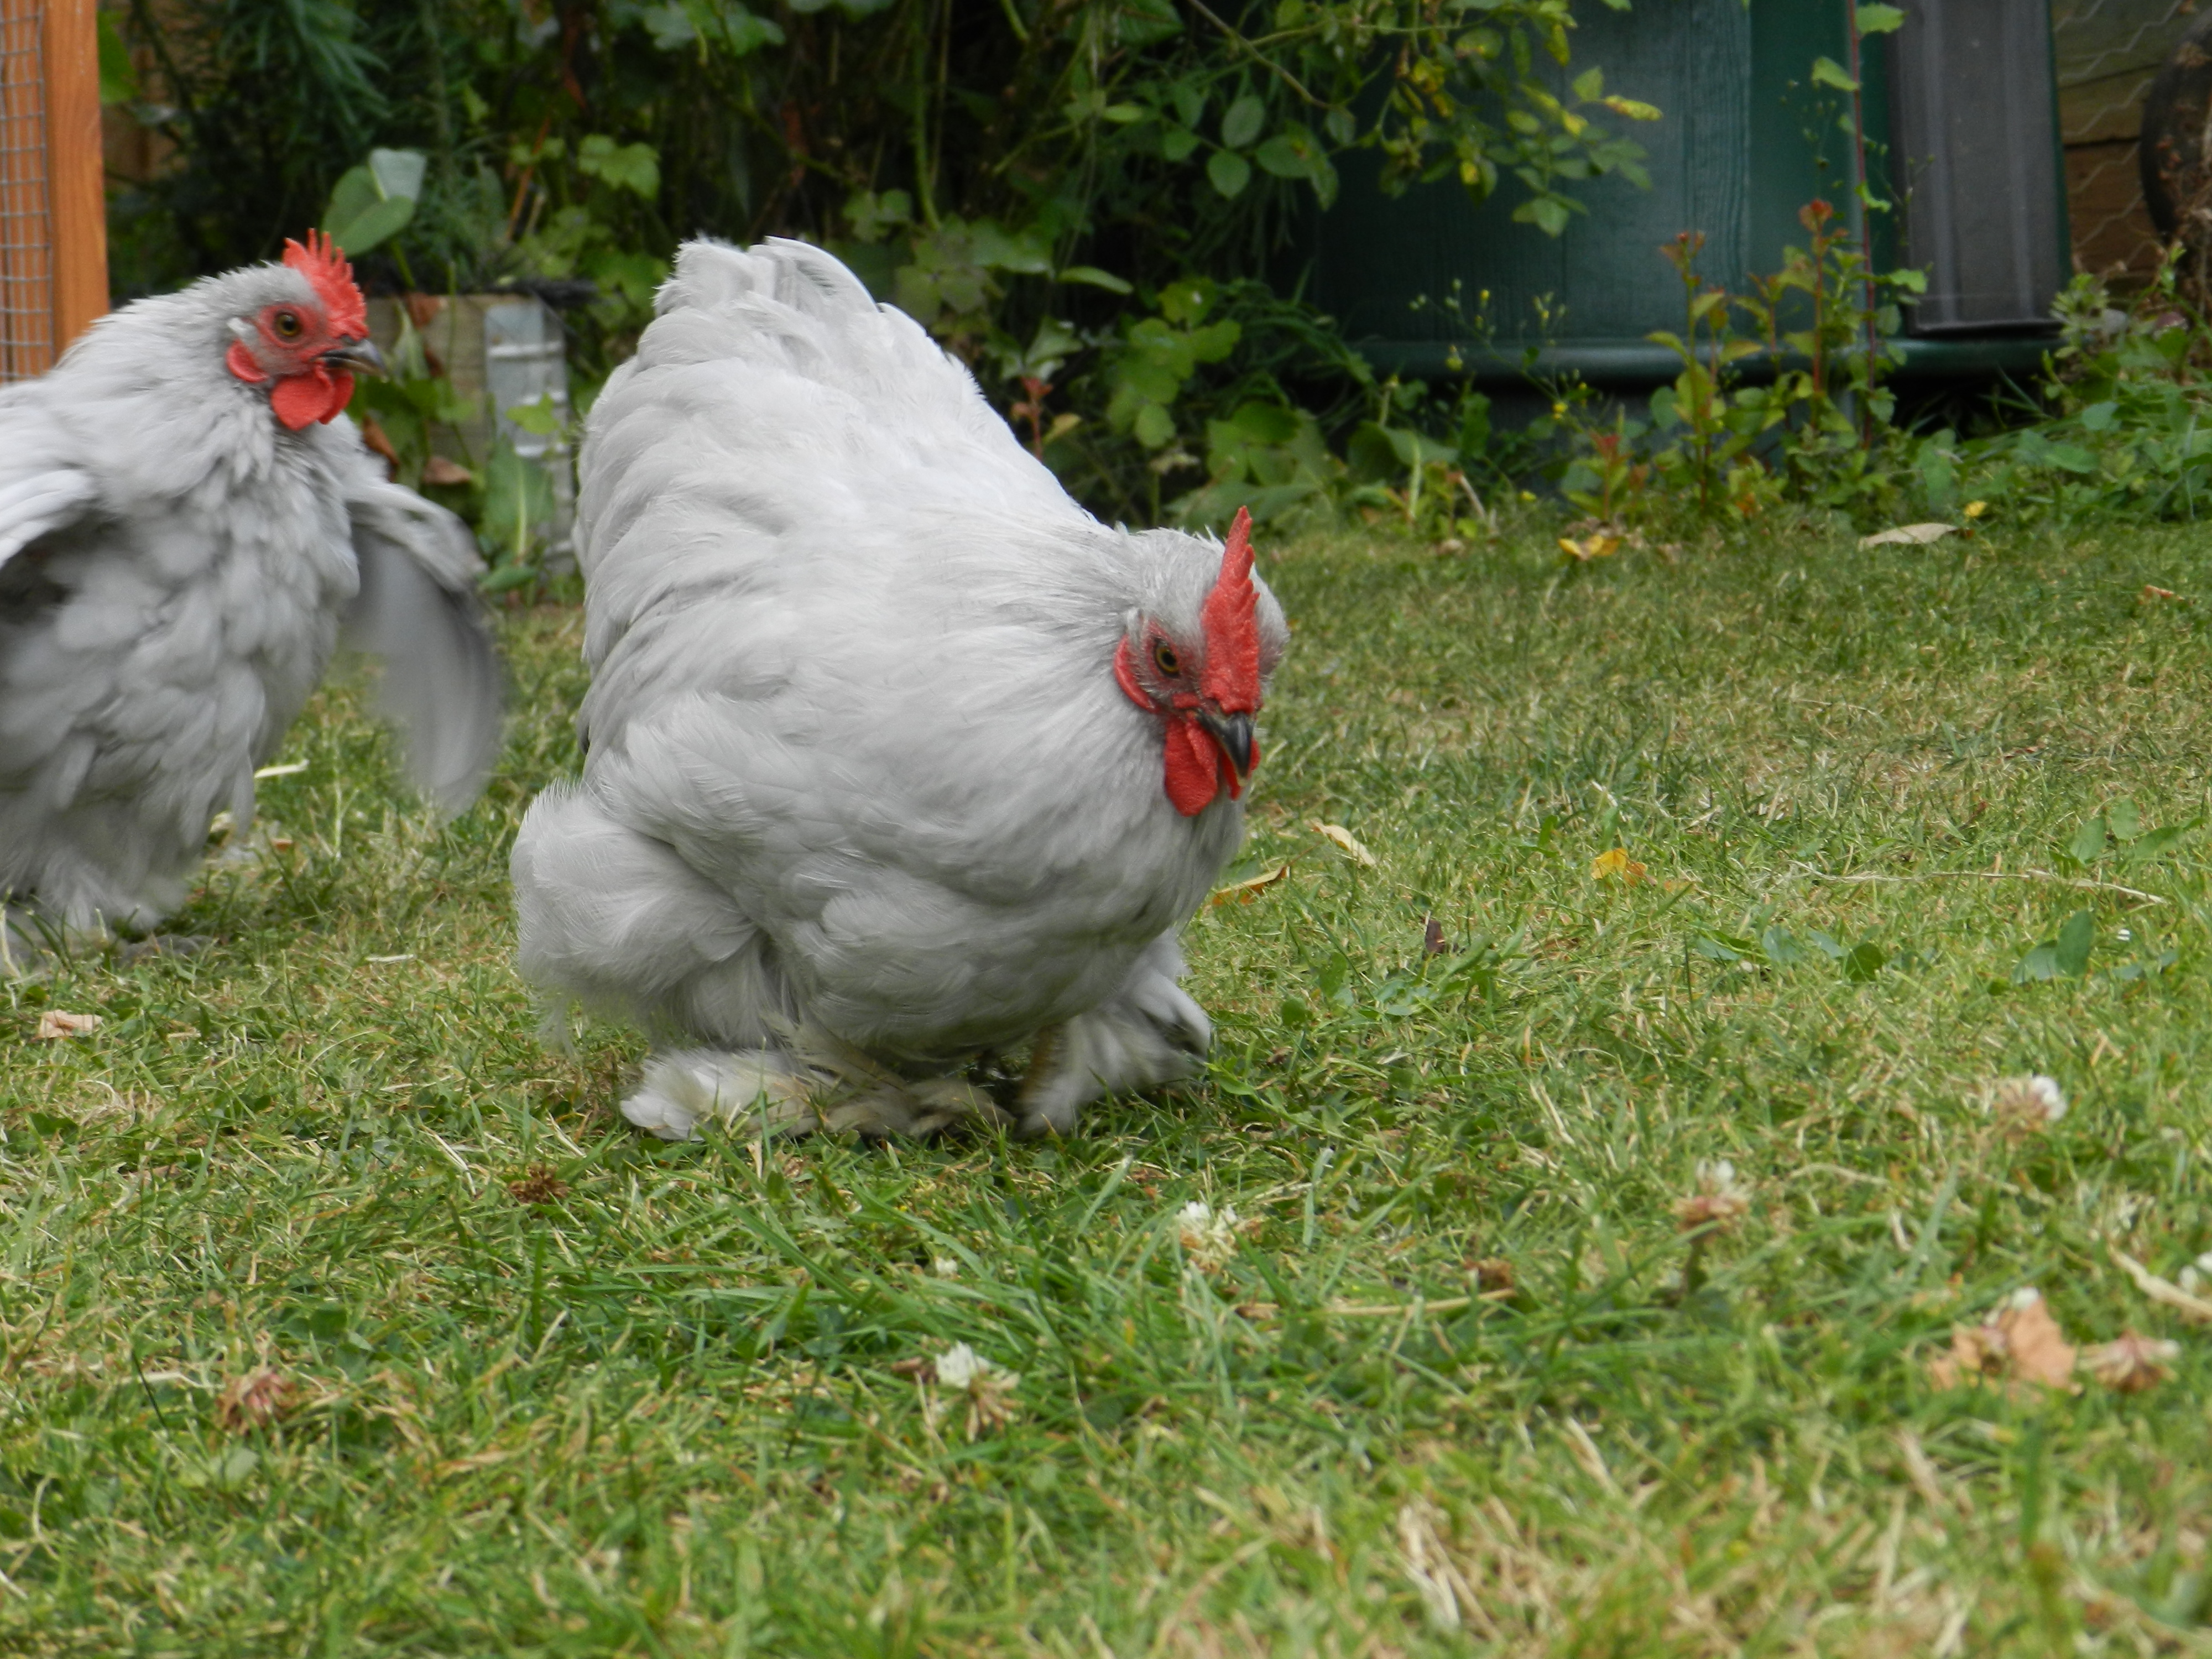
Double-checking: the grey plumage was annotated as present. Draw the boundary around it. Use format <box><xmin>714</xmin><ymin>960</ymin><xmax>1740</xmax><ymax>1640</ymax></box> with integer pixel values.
<box><xmin>512</xmin><ymin>238</ymin><xmax>1287</xmax><ymax>1139</ymax></box>
<box><xmin>0</xmin><ymin>254</ymin><xmax>502</xmax><ymax>939</ymax></box>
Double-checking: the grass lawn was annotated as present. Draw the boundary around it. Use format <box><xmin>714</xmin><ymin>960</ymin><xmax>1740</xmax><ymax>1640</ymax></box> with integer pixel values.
<box><xmin>8</xmin><ymin>519</ymin><xmax>2212</xmax><ymax>1655</ymax></box>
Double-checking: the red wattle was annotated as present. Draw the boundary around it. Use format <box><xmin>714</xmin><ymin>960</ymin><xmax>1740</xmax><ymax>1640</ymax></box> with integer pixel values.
<box><xmin>226</xmin><ymin>340</ymin><xmax>268</xmax><ymax>384</ymax></box>
<box><xmin>1164</xmin><ymin>718</ymin><xmax>1222</xmax><ymax>816</ymax></box>
<box><xmin>270</xmin><ymin>367</ymin><xmax>350</xmax><ymax>431</ymax></box>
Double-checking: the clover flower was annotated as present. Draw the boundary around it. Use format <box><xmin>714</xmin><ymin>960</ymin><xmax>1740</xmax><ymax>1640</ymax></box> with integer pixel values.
<box><xmin>1989</xmin><ymin>1074</ymin><xmax>2066</xmax><ymax>1139</ymax></box>
<box><xmin>1176</xmin><ymin>1201</ymin><xmax>1241</xmax><ymax>1270</ymax></box>
<box><xmin>931</xmin><ymin>1343</ymin><xmax>1020</xmax><ymax>1439</ymax></box>
<box><xmin>1672</xmin><ymin>1160</ymin><xmax>1752</xmax><ymax>1234</ymax></box>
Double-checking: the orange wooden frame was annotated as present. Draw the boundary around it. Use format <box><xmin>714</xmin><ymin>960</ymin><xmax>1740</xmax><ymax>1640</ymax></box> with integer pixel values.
<box><xmin>44</xmin><ymin>0</ymin><xmax>103</xmax><ymax>353</ymax></box>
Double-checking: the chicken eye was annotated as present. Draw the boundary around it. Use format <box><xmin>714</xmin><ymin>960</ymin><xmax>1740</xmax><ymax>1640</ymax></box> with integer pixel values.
<box><xmin>1152</xmin><ymin>640</ymin><xmax>1182</xmax><ymax>677</ymax></box>
<box><xmin>272</xmin><ymin>310</ymin><xmax>304</xmax><ymax>341</ymax></box>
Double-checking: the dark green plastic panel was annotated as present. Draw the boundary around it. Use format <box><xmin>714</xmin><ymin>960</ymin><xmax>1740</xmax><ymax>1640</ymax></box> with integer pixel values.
<box><xmin>1299</xmin><ymin>0</ymin><xmax>2057</xmax><ymax>385</ymax></box>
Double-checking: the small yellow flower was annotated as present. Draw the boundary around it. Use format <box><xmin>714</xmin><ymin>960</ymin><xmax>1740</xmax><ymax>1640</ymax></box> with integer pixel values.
<box><xmin>1519</xmin><ymin>490</ymin><xmax>1537</xmax><ymax>504</ymax></box>
<box><xmin>1963</xmin><ymin>500</ymin><xmax>1987</xmax><ymax>519</ymax></box>
<box><xmin>1551</xmin><ymin>401</ymin><xmax>1567</xmax><ymax>418</ymax></box>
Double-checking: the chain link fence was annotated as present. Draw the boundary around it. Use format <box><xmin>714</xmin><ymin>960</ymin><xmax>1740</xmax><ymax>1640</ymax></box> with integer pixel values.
<box><xmin>1</xmin><ymin>0</ymin><xmax>54</xmax><ymax>382</ymax></box>
<box><xmin>2055</xmin><ymin>0</ymin><xmax>2200</xmax><ymax>282</ymax></box>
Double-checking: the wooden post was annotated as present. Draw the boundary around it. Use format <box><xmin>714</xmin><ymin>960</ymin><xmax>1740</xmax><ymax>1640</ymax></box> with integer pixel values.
<box><xmin>43</xmin><ymin>0</ymin><xmax>103</xmax><ymax>352</ymax></box>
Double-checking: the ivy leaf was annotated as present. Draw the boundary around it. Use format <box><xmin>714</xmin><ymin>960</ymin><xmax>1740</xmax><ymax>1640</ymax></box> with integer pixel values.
<box><xmin>1221</xmin><ymin>96</ymin><xmax>1265</xmax><ymax>152</ymax></box>
<box><xmin>1207</xmin><ymin>149</ymin><xmax>1252</xmax><ymax>198</ymax></box>
<box><xmin>2069</xmin><ymin>814</ymin><xmax>2109</xmax><ymax>864</ymax></box>
<box><xmin>578</xmin><ymin>134</ymin><xmax>661</xmax><ymax>199</ymax></box>
<box><xmin>1809</xmin><ymin>56</ymin><xmax>1859</xmax><ymax>91</ymax></box>
<box><xmin>1855</xmin><ymin>4</ymin><xmax>1906</xmax><ymax>34</ymax></box>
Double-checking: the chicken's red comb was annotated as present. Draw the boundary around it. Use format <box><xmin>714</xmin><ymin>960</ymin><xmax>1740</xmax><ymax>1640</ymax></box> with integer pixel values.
<box><xmin>283</xmin><ymin>230</ymin><xmax>367</xmax><ymax>338</ymax></box>
<box><xmin>1199</xmin><ymin>506</ymin><xmax>1261</xmax><ymax>713</ymax></box>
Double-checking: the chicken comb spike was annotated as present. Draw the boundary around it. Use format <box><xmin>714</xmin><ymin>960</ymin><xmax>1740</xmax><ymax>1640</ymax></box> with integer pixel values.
<box><xmin>1199</xmin><ymin>506</ymin><xmax>1261</xmax><ymax>713</ymax></box>
<box><xmin>283</xmin><ymin>230</ymin><xmax>368</xmax><ymax>339</ymax></box>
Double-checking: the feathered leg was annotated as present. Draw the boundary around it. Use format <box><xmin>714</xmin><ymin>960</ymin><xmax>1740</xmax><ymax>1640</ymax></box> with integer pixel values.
<box><xmin>1016</xmin><ymin>932</ymin><xmax>1211</xmax><ymax>1136</ymax></box>
<box><xmin>623</xmin><ymin>1029</ymin><xmax>1011</xmax><ymax>1141</ymax></box>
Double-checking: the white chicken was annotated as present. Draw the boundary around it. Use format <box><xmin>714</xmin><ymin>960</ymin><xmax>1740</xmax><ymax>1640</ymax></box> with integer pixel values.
<box><xmin>0</xmin><ymin>233</ymin><xmax>501</xmax><ymax>954</ymax></box>
<box><xmin>513</xmin><ymin>238</ymin><xmax>1287</xmax><ymax>1139</ymax></box>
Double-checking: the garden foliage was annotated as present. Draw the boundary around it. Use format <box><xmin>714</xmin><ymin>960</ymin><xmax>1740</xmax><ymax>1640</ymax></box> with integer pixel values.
<box><xmin>108</xmin><ymin>0</ymin><xmax>1654</xmax><ymax>525</ymax></box>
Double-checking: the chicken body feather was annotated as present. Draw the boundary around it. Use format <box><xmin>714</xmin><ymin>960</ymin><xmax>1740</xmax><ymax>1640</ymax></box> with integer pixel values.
<box><xmin>0</xmin><ymin>257</ymin><xmax>502</xmax><ymax>938</ymax></box>
<box><xmin>513</xmin><ymin>238</ymin><xmax>1286</xmax><ymax>1137</ymax></box>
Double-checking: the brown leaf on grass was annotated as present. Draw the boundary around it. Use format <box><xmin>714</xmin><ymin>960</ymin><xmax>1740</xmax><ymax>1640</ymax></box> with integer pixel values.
<box><xmin>1472</xmin><ymin>1258</ymin><xmax>1514</xmax><ymax>1295</ymax></box>
<box><xmin>1590</xmin><ymin>847</ymin><xmax>1647</xmax><ymax>884</ymax></box>
<box><xmin>217</xmin><ymin>1368</ymin><xmax>296</xmax><ymax>1431</ymax></box>
<box><xmin>421</xmin><ymin>455</ymin><xmax>475</xmax><ymax>487</ymax></box>
<box><xmin>1557</xmin><ymin>532</ymin><xmax>1621</xmax><ymax>562</ymax></box>
<box><xmin>35</xmin><ymin>1010</ymin><xmax>101</xmax><ymax>1040</ymax></box>
<box><xmin>1209</xmin><ymin>864</ymin><xmax>1289</xmax><ymax>907</ymax></box>
<box><xmin>2142</xmin><ymin>585</ymin><xmax>2182</xmax><ymax>603</ymax></box>
<box><xmin>506</xmin><ymin>1164</ymin><xmax>568</xmax><ymax>1206</ymax></box>
<box><xmin>1310</xmin><ymin>823</ymin><xmax>1378</xmax><ymax>868</ymax></box>
<box><xmin>2081</xmin><ymin>1333</ymin><xmax>2179</xmax><ymax>1394</ymax></box>
<box><xmin>1857</xmin><ymin>522</ymin><xmax>1957</xmax><ymax>550</ymax></box>
<box><xmin>1422</xmin><ymin>916</ymin><xmax>1447</xmax><ymax>956</ymax></box>
<box><xmin>1928</xmin><ymin>1290</ymin><xmax>2079</xmax><ymax>1395</ymax></box>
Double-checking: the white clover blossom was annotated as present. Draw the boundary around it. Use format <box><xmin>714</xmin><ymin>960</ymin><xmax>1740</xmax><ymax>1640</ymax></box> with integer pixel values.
<box><xmin>930</xmin><ymin>1342</ymin><xmax>1020</xmax><ymax>1438</ymax></box>
<box><xmin>1672</xmin><ymin>1160</ymin><xmax>1752</xmax><ymax>1233</ymax></box>
<box><xmin>1176</xmin><ymin>1201</ymin><xmax>1241</xmax><ymax>1270</ymax></box>
<box><xmin>930</xmin><ymin>1256</ymin><xmax>961</xmax><ymax>1279</ymax></box>
<box><xmin>1989</xmin><ymin>1074</ymin><xmax>2067</xmax><ymax>1138</ymax></box>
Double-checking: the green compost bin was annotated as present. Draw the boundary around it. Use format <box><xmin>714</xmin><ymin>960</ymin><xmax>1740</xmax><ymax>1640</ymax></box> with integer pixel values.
<box><xmin>1302</xmin><ymin>0</ymin><xmax>2068</xmax><ymax>388</ymax></box>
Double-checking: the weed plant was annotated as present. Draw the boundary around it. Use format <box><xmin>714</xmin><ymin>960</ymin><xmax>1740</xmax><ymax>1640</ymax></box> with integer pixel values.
<box><xmin>7</xmin><ymin>523</ymin><xmax>2212</xmax><ymax>1650</ymax></box>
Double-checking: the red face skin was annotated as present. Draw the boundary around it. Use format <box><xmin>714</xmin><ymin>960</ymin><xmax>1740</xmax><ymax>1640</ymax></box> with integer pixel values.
<box><xmin>1116</xmin><ymin>506</ymin><xmax>1266</xmax><ymax>816</ymax></box>
<box><xmin>224</xmin><ymin>232</ymin><xmax>372</xmax><ymax>431</ymax></box>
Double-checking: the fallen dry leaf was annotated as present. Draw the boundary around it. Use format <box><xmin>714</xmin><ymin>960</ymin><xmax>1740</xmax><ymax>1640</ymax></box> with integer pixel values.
<box><xmin>35</xmin><ymin>1010</ymin><xmax>101</xmax><ymax>1040</ymax></box>
<box><xmin>1928</xmin><ymin>1290</ymin><xmax>2079</xmax><ymax>1395</ymax></box>
<box><xmin>421</xmin><ymin>455</ymin><xmax>474</xmax><ymax>487</ymax></box>
<box><xmin>1590</xmin><ymin>847</ymin><xmax>1647</xmax><ymax>884</ymax></box>
<box><xmin>1472</xmin><ymin>1258</ymin><xmax>1514</xmax><ymax>1294</ymax></box>
<box><xmin>217</xmin><ymin>1368</ymin><xmax>296</xmax><ymax>1431</ymax></box>
<box><xmin>1557</xmin><ymin>533</ymin><xmax>1621</xmax><ymax>562</ymax></box>
<box><xmin>2081</xmin><ymin>1333</ymin><xmax>2179</xmax><ymax>1394</ymax></box>
<box><xmin>2142</xmin><ymin>585</ymin><xmax>2182</xmax><ymax>603</ymax></box>
<box><xmin>1422</xmin><ymin>916</ymin><xmax>1447</xmax><ymax>956</ymax></box>
<box><xmin>1310</xmin><ymin>823</ymin><xmax>1378</xmax><ymax>868</ymax></box>
<box><xmin>506</xmin><ymin>1164</ymin><xmax>569</xmax><ymax>1206</ymax></box>
<box><xmin>1858</xmin><ymin>522</ymin><xmax>1958</xmax><ymax>550</ymax></box>
<box><xmin>1210</xmin><ymin>864</ymin><xmax>1290</xmax><ymax>907</ymax></box>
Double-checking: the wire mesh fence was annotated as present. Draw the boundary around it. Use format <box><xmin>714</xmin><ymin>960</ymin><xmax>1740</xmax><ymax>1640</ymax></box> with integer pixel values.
<box><xmin>0</xmin><ymin>0</ymin><xmax>54</xmax><ymax>382</ymax></box>
<box><xmin>2054</xmin><ymin>0</ymin><xmax>2199</xmax><ymax>283</ymax></box>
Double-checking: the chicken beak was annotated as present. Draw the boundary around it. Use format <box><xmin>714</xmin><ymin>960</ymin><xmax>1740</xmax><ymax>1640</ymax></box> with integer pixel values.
<box><xmin>1197</xmin><ymin>706</ymin><xmax>1255</xmax><ymax>778</ymax></box>
<box><xmin>322</xmin><ymin>336</ymin><xmax>387</xmax><ymax>375</ymax></box>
